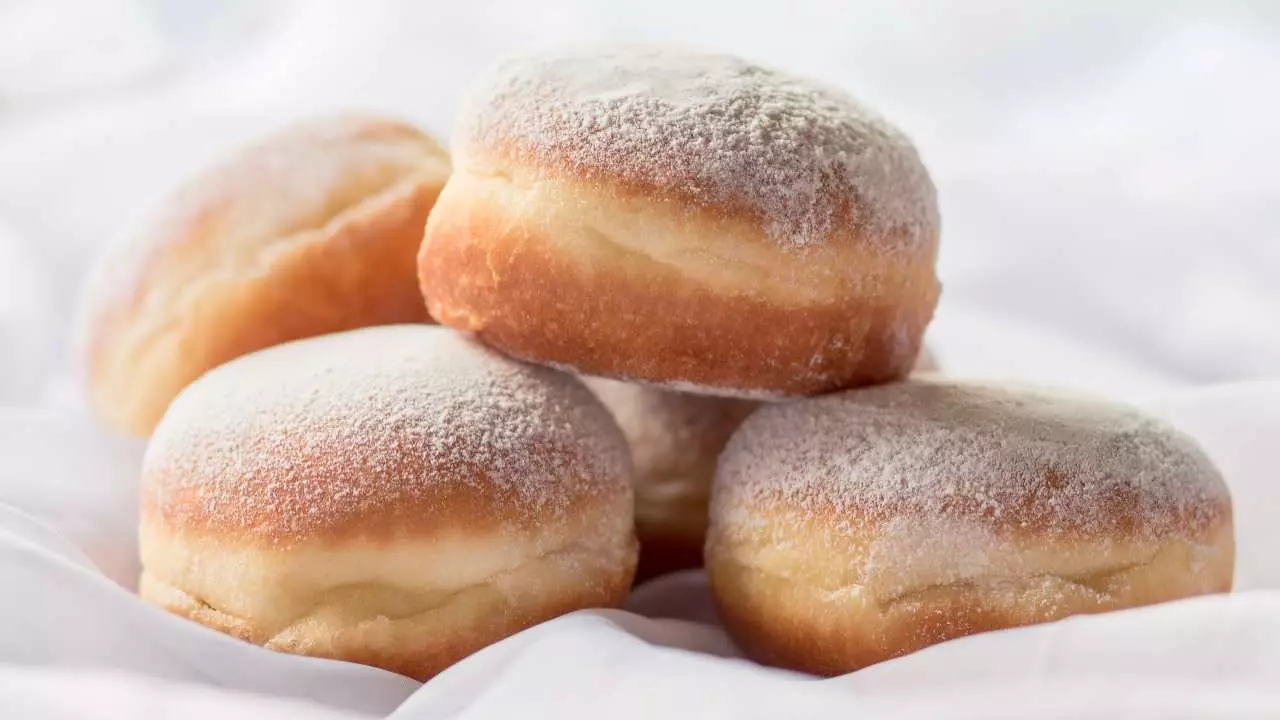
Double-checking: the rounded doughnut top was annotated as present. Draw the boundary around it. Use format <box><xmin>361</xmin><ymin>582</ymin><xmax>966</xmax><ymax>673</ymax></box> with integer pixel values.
<box><xmin>143</xmin><ymin>325</ymin><xmax>632</xmax><ymax>544</ymax></box>
<box><xmin>713</xmin><ymin>380</ymin><xmax>1231</xmax><ymax>541</ymax></box>
<box><xmin>84</xmin><ymin>115</ymin><xmax>448</xmax><ymax>321</ymax></box>
<box><xmin>78</xmin><ymin>114</ymin><xmax>452</xmax><ymax>436</ymax></box>
<box><xmin>458</xmin><ymin>45</ymin><xmax>938</xmax><ymax>251</ymax></box>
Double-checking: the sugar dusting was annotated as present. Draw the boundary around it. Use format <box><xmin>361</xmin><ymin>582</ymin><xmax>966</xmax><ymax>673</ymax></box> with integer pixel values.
<box><xmin>460</xmin><ymin>45</ymin><xmax>939</xmax><ymax>251</ymax></box>
<box><xmin>712</xmin><ymin>379</ymin><xmax>1231</xmax><ymax>544</ymax></box>
<box><xmin>585</xmin><ymin>376</ymin><xmax>760</xmax><ymax>481</ymax></box>
<box><xmin>143</xmin><ymin>326</ymin><xmax>631</xmax><ymax>542</ymax></box>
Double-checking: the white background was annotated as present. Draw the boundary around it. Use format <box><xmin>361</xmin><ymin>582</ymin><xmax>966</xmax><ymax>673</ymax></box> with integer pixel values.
<box><xmin>1</xmin><ymin>1</ymin><xmax>1278</xmax><ymax>717</ymax></box>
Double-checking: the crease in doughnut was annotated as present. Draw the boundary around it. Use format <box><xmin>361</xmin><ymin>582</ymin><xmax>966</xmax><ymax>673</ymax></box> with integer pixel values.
<box><xmin>165</xmin><ymin>542</ymin><xmax>600</xmax><ymax>635</ymax></box>
<box><xmin>266</xmin><ymin>541</ymin><xmax>606</xmax><ymax>632</ymax></box>
<box><xmin>798</xmin><ymin>551</ymin><xmax>1160</xmax><ymax>609</ymax></box>
<box><xmin>434</xmin><ymin>157</ymin><xmax>933</xmax><ymax>306</ymax></box>
<box><xmin>462</xmin><ymin>166</ymin><xmax>833</xmax><ymax>303</ymax></box>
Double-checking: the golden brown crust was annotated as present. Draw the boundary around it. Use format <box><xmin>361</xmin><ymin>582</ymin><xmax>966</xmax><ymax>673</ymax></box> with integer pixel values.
<box><xmin>139</xmin><ymin>526</ymin><xmax>636</xmax><ymax>680</ymax></box>
<box><xmin>421</xmin><ymin>167</ymin><xmax>939</xmax><ymax>396</ymax></box>
<box><xmin>707</xmin><ymin>518</ymin><xmax>1234</xmax><ymax>676</ymax></box>
<box><xmin>81</xmin><ymin>116</ymin><xmax>451</xmax><ymax>437</ymax></box>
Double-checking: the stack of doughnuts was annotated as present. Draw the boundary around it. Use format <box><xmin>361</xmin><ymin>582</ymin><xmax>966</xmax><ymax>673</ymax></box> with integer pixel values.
<box><xmin>78</xmin><ymin>44</ymin><xmax>1234</xmax><ymax>681</ymax></box>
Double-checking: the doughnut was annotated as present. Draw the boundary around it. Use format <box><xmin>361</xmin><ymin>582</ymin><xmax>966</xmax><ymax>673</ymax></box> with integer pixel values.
<box><xmin>707</xmin><ymin>379</ymin><xmax>1234</xmax><ymax>675</ymax></box>
<box><xmin>138</xmin><ymin>325</ymin><xmax>637</xmax><ymax>680</ymax></box>
<box><xmin>79</xmin><ymin>115</ymin><xmax>451</xmax><ymax>437</ymax></box>
<box><xmin>585</xmin><ymin>377</ymin><xmax>758</xmax><ymax>581</ymax></box>
<box><xmin>420</xmin><ymin>45</ymin><xmax>940</xmax><ymax>398</ymax></box>
<box><xmin>588</xmin><ymin>340</ymin><xmax>934</xmax><ymax>581</ymax></box>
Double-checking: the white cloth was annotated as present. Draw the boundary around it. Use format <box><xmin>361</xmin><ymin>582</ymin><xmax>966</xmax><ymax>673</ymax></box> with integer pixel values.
<box><xmin>1</xmin><ymin>1</ymin><xmax>1278</xmax><ymax>717</ymax></box>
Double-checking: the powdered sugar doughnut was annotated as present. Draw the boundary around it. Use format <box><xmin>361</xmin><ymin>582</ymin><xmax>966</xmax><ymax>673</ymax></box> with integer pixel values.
<box><xmin>585</xmin><ymin>377</ymin><xmax>758</xmax><ymax>581</ymax></box>
<box><xmin>421</xmin><ymin>45</ymin><xmax>940</xmax><ymax>396</ymax></box>
<box><xmin>80</xmin><ymin>115</ymin><xmax>451</xmax><ymax>437</ymax></box>
<box><xmin>707</xmin><ymin>379</ymin><xmax>1234</xmax><ymax>675</ymax></box>
<box><xmin>139</xmin><ymin>325</ymin><xmax>637</xmax><ymax>680</ymax></box>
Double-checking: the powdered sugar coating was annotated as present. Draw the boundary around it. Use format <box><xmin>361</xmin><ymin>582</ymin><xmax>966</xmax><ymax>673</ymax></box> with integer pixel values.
<box><xmin>585</xmin><ymin>376</ymin><xmax>759</xmax><ymax>485</ymax></box>
<box><xmin>458</xmin><ymin>45</ymin><xmax>938</xmax><ymax>251</ymax></box>
<box><xmin>143</xmin><ymin>325</ymin><xmax>632</xmax><ymax>543</ymax></box>
<box><xmin>712</xmin><ymin>379</ymin><xmax>1231</xmax><ymax>542</ymax></box>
